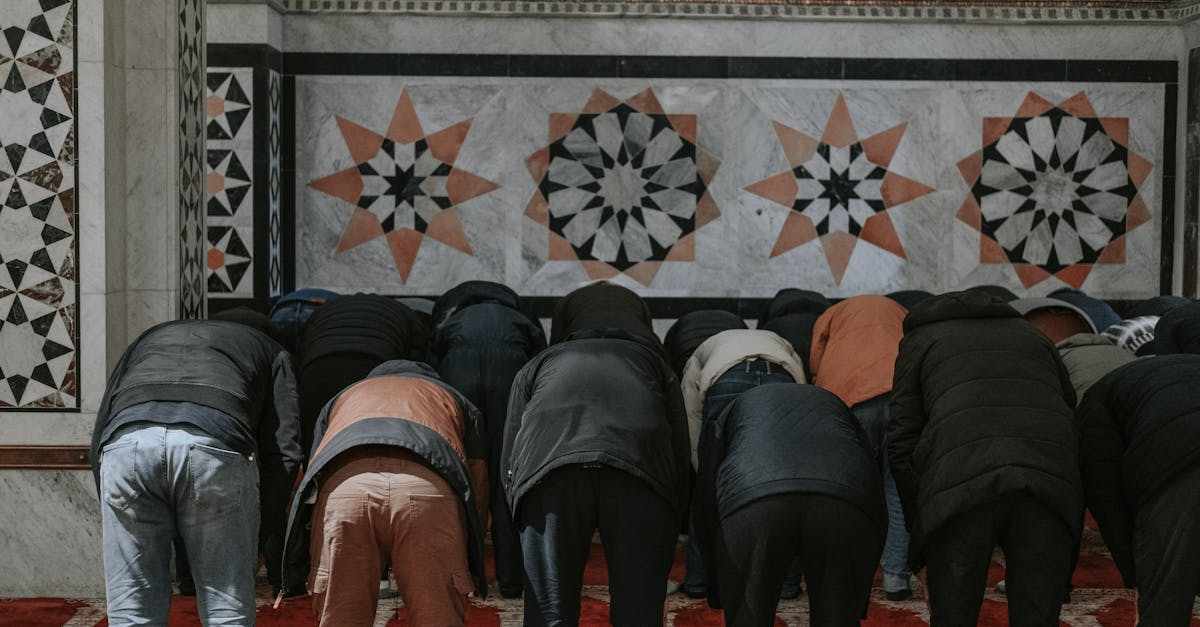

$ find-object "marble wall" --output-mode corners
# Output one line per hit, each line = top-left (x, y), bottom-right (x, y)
(0, 0), (79, 410)
(291, 68), (1170, 299)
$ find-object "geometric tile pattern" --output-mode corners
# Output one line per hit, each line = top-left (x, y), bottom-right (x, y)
(205, 68), (254, 297)
(268, 68), (282, 298)
(956, 91), (1154, 289)
(177, 0), (206, 318)
(0, 0), (78, 409)
(745, 93), (934, 284)
(523, 88), (721, 286)
(308, 89), (501, 283)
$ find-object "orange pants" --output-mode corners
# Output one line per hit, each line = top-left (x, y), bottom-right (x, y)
(309, 449), (474, 627)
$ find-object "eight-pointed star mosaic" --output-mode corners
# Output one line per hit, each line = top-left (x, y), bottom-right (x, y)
(744, 93), (934, 285)
(309, 90), (500, 282)
(524, 89), (721, 286)
(956, 91), (1153, 289)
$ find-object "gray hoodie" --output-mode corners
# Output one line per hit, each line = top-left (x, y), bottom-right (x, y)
(1056, 333), (1136, 405)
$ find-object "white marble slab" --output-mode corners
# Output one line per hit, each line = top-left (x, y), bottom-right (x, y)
(282, 14), (1183, 61)
(0, 470), (104, 597)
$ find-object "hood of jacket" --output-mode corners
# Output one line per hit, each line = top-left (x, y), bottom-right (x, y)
(761, 289), (830, 323)
(903, 290), (1019, 333)
(433, 281), (522, 327)
(367, 359), (439, 379)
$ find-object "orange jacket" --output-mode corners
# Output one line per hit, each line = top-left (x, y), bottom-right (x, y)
(810, 295), (907, 408)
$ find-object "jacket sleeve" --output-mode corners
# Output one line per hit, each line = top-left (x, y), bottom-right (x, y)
(257, 351), (303, 562)
(886, 336), (925, 532)
(501, 359), (538, 507)
(460, 395), (489, 524)
(694, 402), (728, 610)
(1077, 387), (1135, 587)
(681, 354), (705, 468)
(663, 367), (692, 518)
(809, 310), (831, 380)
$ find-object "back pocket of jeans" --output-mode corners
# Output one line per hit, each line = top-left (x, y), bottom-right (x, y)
(188, 442), (252, 516)
(100, 440), (141, 511)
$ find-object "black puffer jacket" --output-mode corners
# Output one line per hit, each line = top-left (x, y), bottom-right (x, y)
(1152, 301), (1200, 355)
(502, 327), (690, 515)
(887, 290), (1082, 566)
(664, 310), (747, 378)
(299, 293), (428, 368)
(695, 383), (883, 608)
(1077, 355), (1200, 586)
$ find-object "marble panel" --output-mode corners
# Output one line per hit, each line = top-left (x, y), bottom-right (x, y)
(124, 68), (173, 292)
(206, 67), (255, 298)
(0, 0), (80, 410)
(207, 3), (273, 45)
(178, 0), (207, 319)
(0, 470), (103, 596)
(123, 0), (170, 70)
(292, 76), (1167, 300)
(282, 15), (1182, 61)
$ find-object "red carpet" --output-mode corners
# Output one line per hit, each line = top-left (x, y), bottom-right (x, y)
(4, 523), (1198, 625)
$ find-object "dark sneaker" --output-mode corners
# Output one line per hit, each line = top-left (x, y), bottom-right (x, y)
(885, 588), (913, 602)
(780, 584), (803, 600)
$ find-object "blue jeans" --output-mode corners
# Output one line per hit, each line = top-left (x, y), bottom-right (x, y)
(850, 394), (911, 591)
(100, 424), (260, 626)
(684, 364), (796, 595)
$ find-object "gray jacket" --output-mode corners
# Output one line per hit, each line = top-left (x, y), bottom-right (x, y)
(1055, 333), (1136, 405)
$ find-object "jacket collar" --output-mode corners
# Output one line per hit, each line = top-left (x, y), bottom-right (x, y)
(903, 290), (1019, 333)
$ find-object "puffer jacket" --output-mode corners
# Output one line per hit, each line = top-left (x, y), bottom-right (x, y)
(887, 290), (1082, 567)
(1077, 355), (1200, 586)
(681, 330), (806, 466)
(663, 310), (747, 378)
(299, 293), (428, 368)
(810, 295), (907, 408)
(282, 360), (489, 596)
(694, 383), (884, 609)
(549, 282), (652, 344)
(502, 327), (689, 516)
(758, 289), (830, 325)
(1055, 333), (1136, 404)
(1152, 301), (1200, 354)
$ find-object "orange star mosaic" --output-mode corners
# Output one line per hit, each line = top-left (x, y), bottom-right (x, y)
(308, 89), (500, 282)
(744, 94), (934, 285)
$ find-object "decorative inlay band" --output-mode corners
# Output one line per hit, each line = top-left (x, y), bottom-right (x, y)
(278, 0), (1199, 23)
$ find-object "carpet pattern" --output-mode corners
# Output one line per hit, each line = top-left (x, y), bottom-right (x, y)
(4, 526), (1200, 625)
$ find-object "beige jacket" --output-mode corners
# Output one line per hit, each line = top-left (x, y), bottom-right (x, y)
(681, 329), (806, 466)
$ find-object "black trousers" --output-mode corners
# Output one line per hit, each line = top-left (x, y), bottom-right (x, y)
(715, 493), (883, 627)
(439, 349), (529, 596)
(1134, 463), (1200, 627)
(925, 492), (1074, 627)
(518, 465), (677, 627)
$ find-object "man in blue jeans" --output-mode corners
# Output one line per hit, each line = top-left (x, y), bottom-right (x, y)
(680, 329), (805, 599)
(91, 319), (302, 626)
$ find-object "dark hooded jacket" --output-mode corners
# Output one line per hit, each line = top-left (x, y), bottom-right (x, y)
(1077, 354), (1200, 587)
(887, 291), (1082, 567)
(694, 384), (883, 609)
(299, 293), (428, 369)
(1048, 287), (1121, 332)
(663, 310), (747, 378)
(502, 326), (689, 516)
(757, 290), (831, 379)
(1152, 301), (1200, 355)
(549, 282), (653, 344)
(1124, 295), (1189, 319)
(91, 320), (302, 553)
(282, 360), (489, 596)
(432, 281), (546, 491)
